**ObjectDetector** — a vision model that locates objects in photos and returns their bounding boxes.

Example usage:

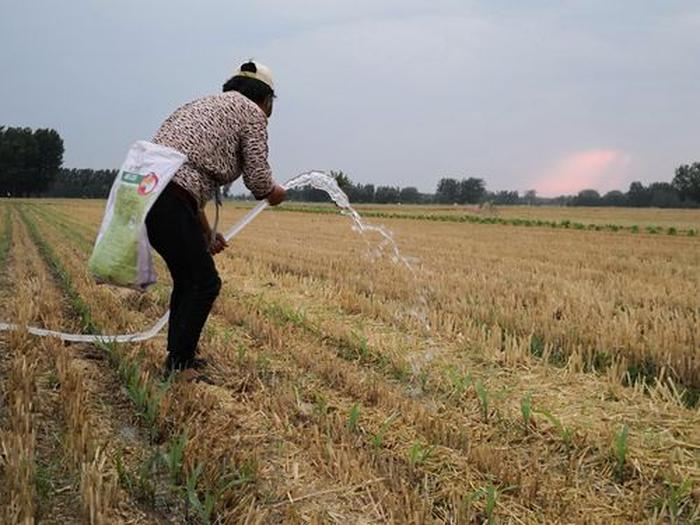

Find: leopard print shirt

[153,91,275,208]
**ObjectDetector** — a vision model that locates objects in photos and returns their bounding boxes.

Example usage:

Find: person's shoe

[163,354,211,381]
[188,357,209,370]
[174,367,214,384]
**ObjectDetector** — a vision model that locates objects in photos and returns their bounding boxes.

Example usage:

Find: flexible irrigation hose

[0,200,270,344]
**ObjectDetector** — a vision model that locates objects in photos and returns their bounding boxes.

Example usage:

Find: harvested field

[0,198,698,523]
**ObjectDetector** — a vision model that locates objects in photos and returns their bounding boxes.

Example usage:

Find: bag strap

[210,186,222,248]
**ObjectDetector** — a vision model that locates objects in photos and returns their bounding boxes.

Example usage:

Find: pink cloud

[535,149,632,197]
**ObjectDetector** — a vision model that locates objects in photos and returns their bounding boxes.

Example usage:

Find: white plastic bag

[88,141,187,290]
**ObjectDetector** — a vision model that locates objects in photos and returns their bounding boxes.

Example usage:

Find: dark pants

[145,184,221,368]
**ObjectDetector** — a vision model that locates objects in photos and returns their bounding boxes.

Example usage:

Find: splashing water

[284,171,419,274]
[0,170,428,343]
[283,171,430,330]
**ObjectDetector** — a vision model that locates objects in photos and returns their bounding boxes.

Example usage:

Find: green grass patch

[18,206,99,334]
[0,205,12,273]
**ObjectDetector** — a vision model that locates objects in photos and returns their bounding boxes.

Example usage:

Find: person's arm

[240,112,286,206]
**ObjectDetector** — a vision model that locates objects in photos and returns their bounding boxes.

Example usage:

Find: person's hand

[266,184,286,206]
[210,232,228,255]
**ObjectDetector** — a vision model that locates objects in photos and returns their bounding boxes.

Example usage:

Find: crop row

[240,203,700,237]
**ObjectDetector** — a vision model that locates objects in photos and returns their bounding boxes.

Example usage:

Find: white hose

[0,200,270,344]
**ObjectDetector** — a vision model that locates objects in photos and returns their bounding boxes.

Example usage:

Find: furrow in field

[15,204,185,523]
[21,203,400,522]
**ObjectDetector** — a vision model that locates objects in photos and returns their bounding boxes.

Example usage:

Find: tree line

[0,126,64,197]
[2,126,699,207]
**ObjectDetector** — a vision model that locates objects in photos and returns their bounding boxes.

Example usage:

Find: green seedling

[313,391,329,417]
[186,463,216,523]
[417,369,429,391]
[469,483,498,525]
[351,330,371,361]
[537,409,573,446]
[236,343,247,362]
[446,366,472,396]
[390,361,411,383]
[144,377,171,434]
[474,380,490,421]
[185,462,248,524]
[408,441,435,467]
[371,413,398,449]
[162,431,188,485]
[655,477,693,521]
[520,391,533,429]
[346,403,361,431]
[613,424,629,482]
[116,449,157,504]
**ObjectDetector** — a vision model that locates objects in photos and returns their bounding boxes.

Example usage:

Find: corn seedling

[351,330,371,362]
[313,391,329,417]
[408,441,435,467]
[474,380,490,421]
[371,413,398,449]
[115,449,157,505]
[162,431,188,486]
[520,391,533,429]
[654,477,694,522]
[613,424,629,482]
[469,483,498,525]
[346,403,361,431]
[537,409,573,447]
[236,343,247,362]
[446,366,472,396]
[185,463,218,524]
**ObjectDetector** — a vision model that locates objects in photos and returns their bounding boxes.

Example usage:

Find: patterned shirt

[152,91,276,208]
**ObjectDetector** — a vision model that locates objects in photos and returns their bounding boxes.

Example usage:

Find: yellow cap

[234,61,274,91]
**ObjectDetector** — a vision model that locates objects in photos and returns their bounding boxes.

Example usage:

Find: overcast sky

[2,0,699,195]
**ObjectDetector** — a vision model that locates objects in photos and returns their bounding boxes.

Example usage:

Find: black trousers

[145,184,221,367]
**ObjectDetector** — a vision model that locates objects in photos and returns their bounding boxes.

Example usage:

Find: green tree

[0,126,63,196]
[375,186,400,204]
[435,178,460,204]
[626,181,650,207]
[572,189,601,206]
[672,163,700,203]
[330,170,352,193]
[458,177,486,204]
[602,190,626,206]
[399,186,420,204]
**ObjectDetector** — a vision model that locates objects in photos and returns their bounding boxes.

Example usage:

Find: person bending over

[147,60,286,376]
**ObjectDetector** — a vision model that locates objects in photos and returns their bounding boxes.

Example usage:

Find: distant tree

[601,190,626,206]
[355,183,375,203]
[46,168,117,198]
[672,163,700,203]
[34,128,64,194]
[487,190,519,205]
[571,189,601,206]
[458,177,486,204]
[524,189,537,205]
[435,177,460,204]
[0,126,63,197]
[399,186,420,204]
[626,181,650,207]
[648,182,681,208]
[331,170,352,193]
[375,186,400,204]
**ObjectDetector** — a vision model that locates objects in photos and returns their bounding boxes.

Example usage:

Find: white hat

[234,60,275,91]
